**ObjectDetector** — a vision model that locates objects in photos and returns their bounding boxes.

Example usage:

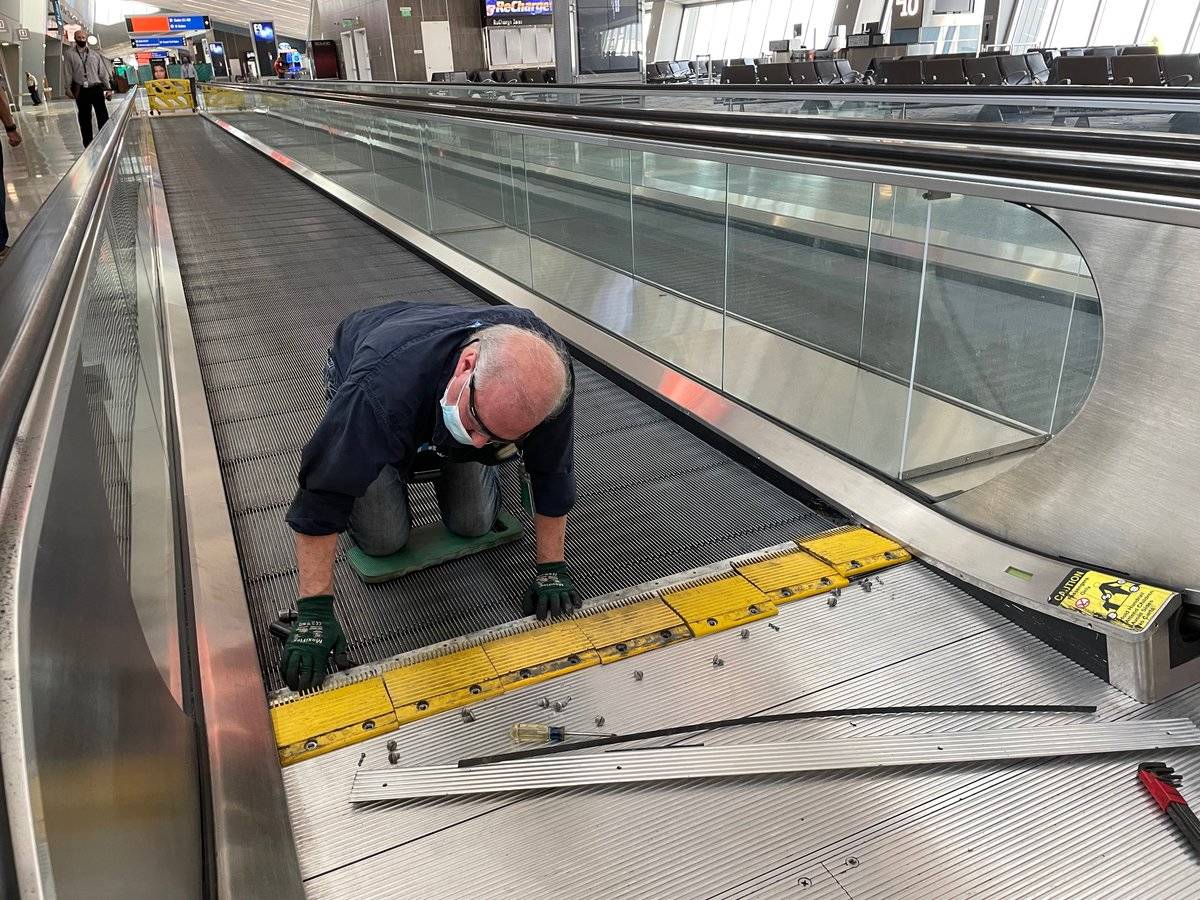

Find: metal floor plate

[152,117,836,691]
[282,562,1200,899]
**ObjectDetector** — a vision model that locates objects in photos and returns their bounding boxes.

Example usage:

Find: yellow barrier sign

[1049,568,1177,631]
[200,84,246,110]
[144,78,194,113]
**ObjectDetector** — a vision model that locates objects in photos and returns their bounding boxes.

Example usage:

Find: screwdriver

[509,723,616,744]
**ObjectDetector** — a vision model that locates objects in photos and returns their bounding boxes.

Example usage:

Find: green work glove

[524,562,581,620]
[280,595,348,692]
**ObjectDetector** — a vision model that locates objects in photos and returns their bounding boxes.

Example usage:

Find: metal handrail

[0,95,136,476]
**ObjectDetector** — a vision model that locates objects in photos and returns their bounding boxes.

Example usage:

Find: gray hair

[474,323,571,419]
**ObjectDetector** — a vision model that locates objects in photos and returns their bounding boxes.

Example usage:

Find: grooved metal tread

[152,117,837,692]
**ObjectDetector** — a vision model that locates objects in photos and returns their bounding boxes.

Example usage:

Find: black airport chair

[878,57,923,84]
[1120,45,1158,55]
[787,61,820,84]
[814,59,845,83]
[835,60,865,83]
[757,62,792,84]
[1052,55,1112,85]
[1113,54,1165,86]
[542,68,556,83]
[1024,52,1051,83]
[1085,46,1118,57]
[998,54,1034,85]
[670,61,691,80]
[720,64,758,84]
[923,58,967,85]
[1161,54,1200,86]
[964,56,1004,85]
[518,68,541,83]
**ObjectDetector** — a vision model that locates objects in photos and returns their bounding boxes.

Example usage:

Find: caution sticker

[1049,568,1177,631]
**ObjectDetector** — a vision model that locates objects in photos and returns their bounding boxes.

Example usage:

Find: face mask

[76,39,87,47]
[440,375,473,445]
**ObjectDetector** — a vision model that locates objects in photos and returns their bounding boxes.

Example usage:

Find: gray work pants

[324,349,500,556]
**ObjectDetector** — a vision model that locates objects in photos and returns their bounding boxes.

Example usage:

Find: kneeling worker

[281,301,580,691]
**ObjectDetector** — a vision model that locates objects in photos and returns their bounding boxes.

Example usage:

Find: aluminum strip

[349,719,1200,800]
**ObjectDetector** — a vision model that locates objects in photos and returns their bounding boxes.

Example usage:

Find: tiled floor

[2,99,86,246]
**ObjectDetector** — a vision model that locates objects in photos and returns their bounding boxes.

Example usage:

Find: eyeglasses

[467,374,529,445]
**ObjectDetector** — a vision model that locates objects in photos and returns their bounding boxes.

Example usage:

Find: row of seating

[431,68,556,84]
[648,60,710,82]
[875,53,1050,86]
[721,59,865,86]
[876,52,1199,88]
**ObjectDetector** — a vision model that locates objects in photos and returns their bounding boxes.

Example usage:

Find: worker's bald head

[446,324,569,446]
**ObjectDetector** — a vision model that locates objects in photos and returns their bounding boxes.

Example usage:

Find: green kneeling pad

[347,509,524,583]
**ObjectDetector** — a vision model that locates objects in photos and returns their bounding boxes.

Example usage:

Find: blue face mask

[440,375,473,445]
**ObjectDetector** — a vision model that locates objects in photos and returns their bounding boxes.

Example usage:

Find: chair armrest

[1118,76,1134,85]
[1168,74,1194,87]
[1055,77,1072,86]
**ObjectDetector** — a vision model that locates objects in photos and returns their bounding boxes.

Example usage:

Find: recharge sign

[1049,567,1177,632]
[484,0,552,25]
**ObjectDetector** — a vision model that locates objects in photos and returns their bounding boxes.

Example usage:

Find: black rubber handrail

[280,76,1200,102]
[214,83,1200,201]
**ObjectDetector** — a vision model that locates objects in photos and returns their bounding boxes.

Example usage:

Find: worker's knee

[442,507,495,540]
[352,529,409,557]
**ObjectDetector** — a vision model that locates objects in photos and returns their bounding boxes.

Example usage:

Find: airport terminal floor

[3,79,1200,898]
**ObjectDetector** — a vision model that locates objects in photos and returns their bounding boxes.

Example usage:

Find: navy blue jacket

[286,301,576,536]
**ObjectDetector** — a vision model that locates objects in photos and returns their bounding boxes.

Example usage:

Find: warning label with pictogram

[1049,568,1177,631]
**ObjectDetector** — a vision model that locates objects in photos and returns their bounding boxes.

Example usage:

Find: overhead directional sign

[125,14,210,33]
[132,35,186,48]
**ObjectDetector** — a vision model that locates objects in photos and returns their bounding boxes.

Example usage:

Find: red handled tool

[1139,762,1200,861]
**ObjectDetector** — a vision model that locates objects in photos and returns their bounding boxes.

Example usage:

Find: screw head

[388,750,401,765]
[615,642,628,653]
[827,595,838,608]
[797,877,812,888]
[706,617,718,627]
[362,719,376,730]
[779,588,793,598]
[748,604,760,615]
[469,684,482,695]
[567,654,581,665]
[739,629,750,640]
[461,709,475,723]
[519,668,533,679]
[386,739,398,752]
[846,856,860,868]
[537,697,551,709]
[416,700,429,711]
[303,739,318,751]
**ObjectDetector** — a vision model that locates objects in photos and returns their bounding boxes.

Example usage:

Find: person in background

[180,56,198,108]
[63,29,112,147]
[0,83,24,259]
[273,54,286,78]
[41,75,51,102]
[25,73,40,106]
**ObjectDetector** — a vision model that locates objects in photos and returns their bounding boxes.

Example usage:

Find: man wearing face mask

[280,300,578,691]
[63,29,112,147]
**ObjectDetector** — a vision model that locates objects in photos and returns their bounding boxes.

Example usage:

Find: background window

[1091,0,1150,45]
[1141,0,1200,52]
[1049,0,1101,48]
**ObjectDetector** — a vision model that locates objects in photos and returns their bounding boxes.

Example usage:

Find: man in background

[0,83,23,258]
[63,29,112,147]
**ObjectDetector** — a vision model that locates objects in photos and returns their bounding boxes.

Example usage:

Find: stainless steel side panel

[942,211,1200,590]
